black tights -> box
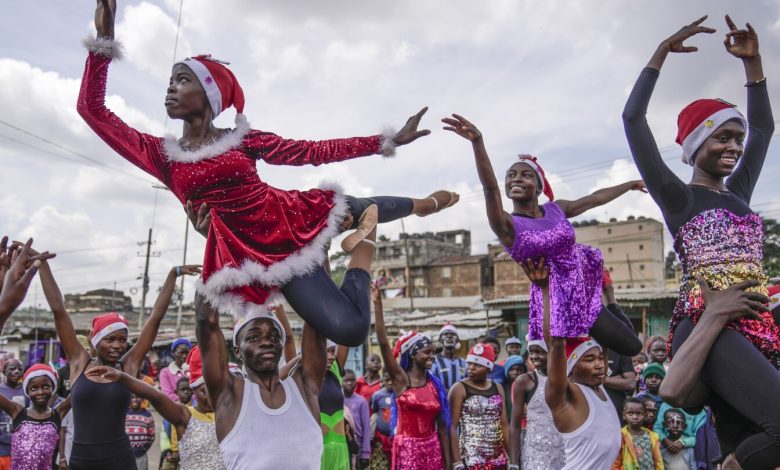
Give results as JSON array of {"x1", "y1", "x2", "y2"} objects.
[
  {"x1": 672, "y1": 318, "x2": 780, "y2": 470},
  {"x1": 589, "y1": 303, "x2": 643, "y2": 356},
  {"x1": 281, "y1": 196, "x2": 413, "y2": 347}
]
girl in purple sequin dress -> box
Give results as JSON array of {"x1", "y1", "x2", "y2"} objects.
[
  {"x1": 0, "y1": 365, "x2": 71, "y2": 470},
  {"x1": 443, "y1": 114, "x2": 643, "y2": 355}
]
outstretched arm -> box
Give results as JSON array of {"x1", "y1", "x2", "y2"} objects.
[
  {"x1": 442, "y1": 115, "x2": 514, "y2": 247},
  {"x1": 0, "y1": 392, "x2": 24, "y2": 422},
  {"x1": 124, "y1": 266, "x2": 201, "y2": 377},
  {"x1": 556, "y1": 181, "x2": 646, "y2": 218},
  {"x1": 86, "y1": 366, "x2": 190, "y2": 426},
  {"x1": 372, "y1": 285, "x2": 408, "y2": 393},
  {"x1": 194, "y1": 293, "x2": 236, "y2": 407}
]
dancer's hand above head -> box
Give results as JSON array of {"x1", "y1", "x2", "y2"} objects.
[
  {"x1": 94, "y1": 0, "x2": 117, "y2": 39},
  {"x1": 85, "y1": 366, "x2": 123, "y2": 383},
  {"x1": 521, "y1": 258, "x2": 549, "y2": 287},
  {"x1": 696, "y1": 277, "x2": 768, "y2": 323},
  {"x1": 0, "y1": 239, "x2": 55, "y2": 317},
  {"x1": 660, "y1": 16, "x2": 716, "y2": 54},
  {"x1": 185, "y1": 201, "x2": 212, "y2": 238},
  {"x1": 628, "y1": 180, "x2": 647, "y2": 193},
  {"x1": 175, "y1": 265, "x2": 203, "y2": 277},
  {"x1": 392, "y1": 107, "x2": 431, "y2": 146},
  {"x1": 442, "y1": 114, "x2": 482, "y2": 142},
  {"x1": 723, "y1": 15, "x2": 759, "y2": 59}
]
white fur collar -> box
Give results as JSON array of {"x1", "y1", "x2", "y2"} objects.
[{"x1": 163, "y1": 114, "x2": 251, "y2": 163}]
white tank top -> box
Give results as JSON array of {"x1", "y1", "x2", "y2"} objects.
[
  {"x1": 560, "y1": 384, "x2": 621, "y2": 470},
  {"x1": 219, "y1": 376, "x2": 323, "y2": 470}
]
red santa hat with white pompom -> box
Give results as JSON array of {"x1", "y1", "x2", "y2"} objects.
[
  {"x1": 175, "y1": 55, "x2": 246, "y2": 125},
  {"x1": 676, "y1": 98, "x2": 746, "y2": 165}
]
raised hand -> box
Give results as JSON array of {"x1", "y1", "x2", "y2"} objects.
[
  {"x1": 696, "y1": 277, "x2": 768, "y2": 323},
  {"x1": 723, "y1": 15, "x2": 759, "y2": 59},
  {"x1": 85, "y1": 365, "x2": 122, "y2": 383},
  {"x1": 95, "y1": 0, "x2": 117, "y2": 39},
  {"x1": 0, "y1": 237, "x2": 11, "y2": 294},
  {"x1": 521, "y1": 257, "x2": 549, "y2": 287},
  {"x1": 629, "y1": 180, "x2": 647, "y2": 193},
  {"x1": 0, "y1": 239, "x2": 52, "y2": 316},
  {"x1": 392, "y1": 107, "x2": 431, "y2": 146},
  {"x1": 176, "y1": 265, "x2": 202, "y2": 277},
  {"x1": 442, "y1": 114, "x2": 482, "y2": 142},
  {"x1": 661, "y1": 15, "x2": 716, "y2": 53},
  {"x1": 185, "y1": 201, "x2": 212, "y2": 238}
]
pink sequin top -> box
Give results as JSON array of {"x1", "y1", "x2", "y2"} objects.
[
  {"x1": 77, "y1": 51, "x2": 384, "y2": 315},
  {"x1": 504, "y1": 202, "x2": 603, "y2": 339}
]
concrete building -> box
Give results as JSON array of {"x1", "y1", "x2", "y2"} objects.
[
  {"x1": 427, "y1": 255, "x2": 491, "y2": 297},
  {"x1": 488, "y1": 244, "x2": 531, "y2": 299},
  {"x1": 64, "y1": 288, "x2": 133, "y2": 313}
]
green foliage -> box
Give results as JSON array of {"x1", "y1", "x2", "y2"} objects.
[{"x1": 763, "y1": 217, "x2": 780, "y2": 278}]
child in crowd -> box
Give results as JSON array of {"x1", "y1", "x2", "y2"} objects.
[
  {"x1": 645, "y1": 337, "x2": 669, "y2": 370},
  {"x1": 0, "y1": 359, "x2": 26, "y2": 467},
  {"x1": 355, "y1": 354, "x2": 384, "y2": 404},
  {"x1": 125, "y1": 393, "x2": 156, "y2": 470},
  {"x1": 160, "y1": 376, "x2": 193, "y2": 470},
  {"x1": 503, "y1": 355, "x2": 526, "y2": 417},
  {"x1": 612, "y1": 397, "x2": 663, "y2": 470},
  {"x1": 636, "y1": 363, "x2": 665, "y2": 407},
  {"x1": 342, "y1": 369, "x2": 371, "y2": 469},
  {"x1": 632, "y1": 352, "x2": 648, "y2": 393},
  {"x1": 660, "y1": 409, "x2": 696, "y2": 470},
  {"x1": 369, "y1": 372, "x2": 394, "y2": 470},
  {"x1": 654, "y1": 403, "x2": 706, "y2": 466},
  {"x1": 641, "y1": 398, "x2": 659, "y2": 430}
]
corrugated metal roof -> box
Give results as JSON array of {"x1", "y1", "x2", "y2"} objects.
[{"x1": 484, "y1": 288, "x2": 678, "y2": 306}]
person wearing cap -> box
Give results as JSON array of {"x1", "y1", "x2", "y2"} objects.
[
  {"x1": 194, "y1": 288, "x2": 326, "y2": 470},
  {"x1": 33, "y1": 247, "x2": 199, "y2": 469},
  {"x1": 443, "y1": 115, "x2": 643, "y2": 358},
  {"x1": 159, "y1": 338, "x2": 192, "y2": 401},
  {"x1": 623, "y1": 14, "x2": 780, "y2": 469},
  {"x1": 448, "y1": 343, "x2": 508, "y2": 470},
  {"x1": 503, "y1": 337, "x2": 523, "y2": 361},
  {"x1": 373, "y1": 285, "x2": 452, "y2": 469},
  {"x1": 431, "y1": 323, "x2": 467, "y2": 391},
  {"x1": 0, "y1": 363, "x2": 71, "y2": 470},
  {"x1": 81, "y1": 1, "x2": 460, "y2": 352},
  {"x1": 636, "y1": 363, "x2": 666, "y2": 408},
  {"x1": 88, "y1": 345, "x2": 226, "y2": 470}
]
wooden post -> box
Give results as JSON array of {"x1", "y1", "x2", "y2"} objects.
[{"x1": 641, "y1": 307, "x2": 648, "y2": 340}]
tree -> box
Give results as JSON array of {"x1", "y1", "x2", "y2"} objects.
[
  {"x1": 328, "y1": 251, "x2": 350, "y2": 285},
  {"x1": 763, "y1": 217, "x2": 780, "y2": 279}
]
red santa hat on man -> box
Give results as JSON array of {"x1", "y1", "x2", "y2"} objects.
[
  {"x1": 174, "y1": 55, "x2": 246, "y2": 124},
  {"x1": 517, "y1": 155, "x2": 554, "y2": 201},
  {"x1": 187, "y1": 345, "x2": 205, "y2": 389},
  {"x1": 22, "y1": 364, "x2": 58, "y2": 397},
  {"x1": 466, "y1": 343, "x2": 496, "y2": 370},
  {"x1": 393, "y1": 330, "x2": 431, "y2": 359},
  {"x1": 565, "y1": 336, "x2": 601, "y2": 375},
  {"x1": 676, "y1": 98, "x2": 746, "y2": 165},
  {"x1": 90, "y1": 312, "x2": 129, "y2": 348}
]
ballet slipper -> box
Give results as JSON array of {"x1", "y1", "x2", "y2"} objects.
[
  {"x1": 418, "y1": 190, "x2": 459, "y2": 216},
  {"x1": 341, "y1": 204, "x2": 378, "y2": 253}
]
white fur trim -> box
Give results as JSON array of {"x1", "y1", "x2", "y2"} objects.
[
  {"x1": 517, "y1": 157, "x2": 545, "y2": 193},
  {"x1": 466, "y1": 354, "x2": 494, "y2": 370},
  {"x1": 164, "y1": 114, "x2": 251, "y2": 163},
  {"x1": 23, "y1": 370, "x2": 57, "y2": 397},
  {"x1": 681, "y1": 107, "x2": 746, "y2": 165},
  {"x1": 526, "y1": 339, "x2": 547, "y2": 352},
  {"x1": 91, "y1": 321, "x2": 129, "y2": 347},
  {"x1": 438, "y1": 324, "x2": 458, "y2": 338},
  {"x1": 189, "y1": 377, "x2": 205, "y2": 389},
  {"x1": 566, "y1": 339, "x2": 601, "y2": 375},
  {"x1": 197, "y1": 181, "x2": 347, "y2": 319},
  {"x1": 380, "y1": 126, "x2": 397, "y2": 158},
  {"x1": 82, "y1": 36, "x2": 124, "y2": 60},
  {"x1": 232, "y1": 308, "x2": 286, "y2": 345},
  {"x1": 176, "y1": 58, "x2": 223, "y2": 118}
]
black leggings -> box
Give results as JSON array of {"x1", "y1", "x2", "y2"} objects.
[
  {"x1": 589, "y1": 303, "x2": 643, "y2": 356},
  {"x1": 672, "y1": 317, "x2": 780, "y2": 470},
  {"x1": 281, "y1": 196, "x2": 413, "y2": 347}
]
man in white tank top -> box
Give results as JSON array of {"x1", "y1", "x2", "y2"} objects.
[
  {"x1": 521, "y1": 259, "x2": 622, "y2": 470},
  {"x1": 194, "y1": 294, "x2": 326, "y2": 469}
]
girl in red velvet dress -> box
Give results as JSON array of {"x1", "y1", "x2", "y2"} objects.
[{"x1": 79, "y1": 0, "x2": 458, "y2": 347}]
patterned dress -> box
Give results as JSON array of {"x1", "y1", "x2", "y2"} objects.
[
  {"x1": 392, "y1": 380, "x2": 444, "y2": 470},
  {"x1": 10, "y1": 409, "x2": 60, "y2": 470},
  {"x1": 522, "y1": 373, "x2": 564, "y2": 470},
  {"x1": 458, "y1": 381, "x2": 507, "y2": 469},
  {"x1": 178, "y1": 406, "x2": 225, "y2": 470}
]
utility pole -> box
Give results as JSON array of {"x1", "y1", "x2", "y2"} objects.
[
  {"x1": 626, "y1": 253, "x2": 634, "y2": 289},
  {"x1": 176, "y1": 215, "x2": 190, "y2": 336},
  {"x1": 400, "y1": 218, "x2": 414, "y2": 311},
  {"x1": 137, "y1": 228, "x2": 160, "y2": 331}
]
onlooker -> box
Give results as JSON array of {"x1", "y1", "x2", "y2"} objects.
[
  {"x1": 431, "y1": 323, "x2": 467, "y2": 391},
  {"x1": 160, "y1": 376, "x2": 193, "y2": 470},
  {"x1": 636, "y1": 363, "x2": 665, "y2": 407},
  {"x1": 369, "y1": 372, "x2": 394, "y2": 470},
  {"x1": 125, "y1": 393, "x2": 156, "y2": 470},
  {"x1": 502, "y1": 355, "x2": 526, "y2": 417},
  {"x1": 654, "y1": 403, "x2": 706, "y2": 466},
  {"x1": 646, "y1": 336, "x2": 670, "y2": 370},
  {"x1": 480, "y1": 336, "x2": 505, "y2": 386},
  {"x1": 660, "y1": 408, "x2": 696, "y2": 470},
  {"x1": 612, "y1": 397, "x2": 664, "y2": 470},
  {"x1": 633, "y1": 352, "x2": 648, "y2": 394},
  {"x1": 159, "y1": 338, "x2": 191, "y2": 401},
  {"x1": 355, "y1": 354, "x2": 383, "y2": 404},
  {"x1": 604, "y1": 349, "x2": 636, "y2": 422},
  {"x1": 342, "y1": 369, "x2": 371, "y2": 469},
  {"x1": 501, "y1": 337, "x2": 523, "y2": 364},
  {"x1": 641, "y1": 397, "x2": 659, "y2": 430},
  {"x1": 0, "y1": 359, "x2": 27, "y2": 468}
]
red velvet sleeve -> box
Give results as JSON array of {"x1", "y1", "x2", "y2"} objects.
[
  {"x1": 242, "y1": 129, "x2": 385, "y2": 166},
  {"x1": 77, "y1": 50, "x2": 168, "y2": 182}
]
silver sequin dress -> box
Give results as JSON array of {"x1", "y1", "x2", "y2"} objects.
[
  {"x1": 522, "y1": 373, "x2": 565, "y2": 470},
  {"x1": 179, "y1": 406, "x2": 226, "y2": 470}
]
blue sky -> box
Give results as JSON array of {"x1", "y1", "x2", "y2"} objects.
[{"x1": 2, "y1": 0, "x2": 779, "y2": 309}]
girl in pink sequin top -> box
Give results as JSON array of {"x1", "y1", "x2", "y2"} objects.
[
  {"x1": 443, "y1": 114, "x2": 644, "y2": 355},
  {"x1": 78, "y1": 1, "x2": 459, "y2": 348}
]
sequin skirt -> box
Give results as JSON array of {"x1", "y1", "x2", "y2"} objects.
[{"x1": 392, "y1": 433, "x2": 443, "y2": 470}]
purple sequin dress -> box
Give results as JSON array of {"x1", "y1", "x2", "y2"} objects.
[
  {"x1": 11, "y1": 409, "x2": 60, "y2": 470},
  {"x1": 505, "y1": 202, "x2": 603, "y2": 340}
]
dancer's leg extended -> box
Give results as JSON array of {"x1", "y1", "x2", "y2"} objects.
[
  {"x1": 589, "y1": 304, "x2": 642, "y2": 356},
  {"x1": 344, "y1": 190, "x2": 459, "y2": 229}
]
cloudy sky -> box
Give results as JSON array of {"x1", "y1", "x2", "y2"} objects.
[{"x1": 2, "y1": 0, "x2": 779, "y2": 310}]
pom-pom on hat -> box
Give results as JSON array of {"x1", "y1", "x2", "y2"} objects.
[
  {"x1": 438, "y1": 323, "x2": 458, "y2": 338},
  {"x1": 642, "y1": 362, "x2": 666, "y2": 379},
  {"x1": 175, "y1": 55, "x2": 245, "y2": 121},
  {"x1": 466, "y1": 343, "x2": 496, "y2": 370},
  {"x1": 187, "y1": 345, "x2": 204, "y2": 389},
  {"x1": 676, "y1": 98, "x2": 746, "y2": 165},
  {"x1": 232, "y1": 308, "x2": 286, "y2": 346},
  {"x1": 22, "y1": 364, "x2": 58, "y2": 397},
  {"x1": 565, "y1": 337, "x2": 601, "y2": 375},
  {"x1": 91, "y1": 312, "x2": 129, "y2": 347},
  {"x1": 517, "y1": 155, "x2": 554, "y2": 201},
  {"x1": 393, "y1": 330, "x2": 427, "y2": 358},
  {"x1": 768, "y1": 285, "x2": 780, "y2": 312}
]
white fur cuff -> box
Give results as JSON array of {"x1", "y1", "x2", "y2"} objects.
[
  {"x1": 82, "y1": 36, "x2": 124, "y2": 60},
  {"x1": 380, "y1": 126, "x2": 397, "y2": 158}
]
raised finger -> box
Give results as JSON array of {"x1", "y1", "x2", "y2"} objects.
[
  {"x1": 746, "y1": 23, "x2": 756, "y2": 35},
  {"x1": 725, "y1": 30, "x2": 748, "y2": 38},
  {"x1": 680, "y1": 46, "x2": 699, "y2": 53},
  {"x1": 0, "y1": 236, "x2": 7, "y2": 256},
  {"x1": 197, "y1": 203, "x2": 209, "y2": 218},
  {"x1": 724, "y1": 15, "x2": 737, "y2": 31},
  {"x1": 451, "y1": 114, "x2": 471, "y2": 125},
  {"x1": 536, "y1": 257, "x2": 546, "y2": 270},
  {"x1": 690, "y1": 15, "x2": 708, "y2": 27},
  {"x1": 19, "y1": 260, "x2": 41, "y2": 286},
  {"x1": 442, "y1": 117, "x2": 461, "y2": 125},
  {"x1": 698, "y1": 26, "x2": 717, "y2": 34},
  {"x1": 414, "y1": 129, "x2": 431, "y2": 138},
  {"x1": 415, "y1": 106, "x2": 429, "y2": 120},
  {"x1": 13, "y1": 239, "x2": 33, "y2": 271}
]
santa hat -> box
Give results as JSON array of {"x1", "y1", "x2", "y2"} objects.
[
  {"x1": 22, "y1": 364, "x2": 58, "y2": 397},
  {"x1": 438, "y1": 323, "x2": 458, "y2": 338},
  {"x1": 517, "y1": 155, "x2": 554, "y2": 201},
  {"x1": 175, "y1": 55, "x2": 245, "y2": 123},
  {"x1": 525, "y1": 334, "x2": 548, "y2": 352},
  {"x1": 768, "y1": 285, "x2": 780, "y2": 311},
  {"x1": 187, "y1": 345, "x2": 204, "y2": 389},
  {"x1": 228, "y1": 362, "x2": 243, "y2": 376},
  {"x1": 232, "y1": 308, "x2": 286, "y2": 346},
  {"x1": 393, "y1": 330, "x2": 428, "y2": 358},
  {"x1": 676, "y1": 99, "x2": 746, "y2": 165},
  {"x1": 565, "y1": 337, "x2": 601, "y2": 375},
  {"x1": 466, "y1": 343, "x2": 496, "y2": 370},
  {"x1": 505, "y1": 337, "x2": 522, "y2": 347},
  {"x1": 90, "y1": 312, "x2": 129, "y2": 347}
]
